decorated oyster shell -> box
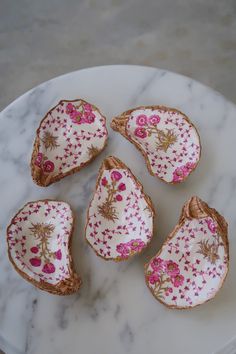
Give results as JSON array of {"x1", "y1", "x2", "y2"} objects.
[
  {"x1": 7, "y1": 200, "x2": 81, "y2": 295},
  {"x1": 144, "y1": 196, "x2": 229, "y2": 309},
  {"x1": 31, "y1": 99, "x2": 108, "y2": 186},
  {"x1": 85, "y1": 156, "x2": 155, "y2": 261},
  {"x1": 111, "y1": 106, "x2": 201, "y2": 184}
]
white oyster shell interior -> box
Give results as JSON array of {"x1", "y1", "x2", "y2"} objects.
[
  {"x1": 32, "y1": 99, "x2": 108, "y2": 185},
  {"x1": 7, "y1": 200, "x2": 75, "y2": 286},
  {"x1": 86, "y1": 163, "x2": 154, "y2": 261},
  {"x1": 145, "y1": 216, "x2": 228, "y2": 308},
  {"x1": 124, "y1": 107, "x2": 201, "y2": 183}
]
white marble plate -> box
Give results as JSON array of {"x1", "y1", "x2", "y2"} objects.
[{"x1": 0, "y1": 65, "x2": 236, "y2": 354}]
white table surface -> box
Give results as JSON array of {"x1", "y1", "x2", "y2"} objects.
[{"x1": 0, "y1": 65, "x2": 236, "y2": 354}]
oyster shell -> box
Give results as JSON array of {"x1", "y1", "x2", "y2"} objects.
[
  {"x1": 111, "y1": 106, "x2": 201, "y2": 184},
  {"x1": 7, "y1": 200, "x2": 81, "y2": 295},
  {"x1": 85, "y1": 156, "x2": 155, "y2": 261},
  {"x1": 144, "y1": 196, "x2": 229, "y2": 309},
  {"x1": 31, "y1": 99, "x2": 108, "y2": 186}
]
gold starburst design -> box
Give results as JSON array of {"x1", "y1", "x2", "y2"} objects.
[
  {"x1": 29, "y1": 222, "x2": 55, "y2": 239},
  {"x1": 98, "y1": 202, "x2": 118, "y2": 222},
  {"x1": 197, "y1": 240, "x2": 220, "y2": 264},
  {"x1": 88, "y1": 145, "x2": 100, "y2": 158},
  {"x1": 156, "y1": 129, "x2": 177, "y2": 152},
  {"x1": 41, "y1": 131, "x2": 59, "y2": 150}
]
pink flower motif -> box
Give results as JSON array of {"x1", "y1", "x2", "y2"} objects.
[
  {"x1": 206, "y1": 219, "x2": 217, "y2": 234},
  {"x1": 71, "y1": 110, "x2": 81, "y2": 118},
  {"x1": 165, "y1": 260, "x2": 180, "y2": 277},
  {"x1": 149, "y1": 115, "x2": 160, "y2": 125},
  {"x1": 172, "y1": 166, "x2": 188, "y2": 182},
  {"x1": 118, "y1": 183, "x2": 126, "y2": 191},
  {"x1": 35, "y1": 153, "x2": 43, "y2": 167},
  {"x1": 111, "y1": 171, "x2": 122, "y2": 181},
  {"x1": 101, "y1": 177, "x2": 108, "y2": 186},
  {"x1": 116, "y1": 243, "x2": 130, "y2": 257},
  {"x1": 136, "y1": 114, "x2": 147, "y2": 126},
  {"x1": 128, "y1": 239, "x2": 145, "y2": 252},
  {"x1": 66, "y1": 103, "x2": 75, "y2": 114},
  {"x1": 147, "y1": 272, "x2": 160, "y2": 285},
  {"x1": 42, "y1": 263, "x2": 56, "y2": 274},
  {"x1": 30, "y1": 246, "x2": 39, "y2": 254},
  {"x1": 43, "y1": 160, "x2": 55, "y2": 173},
  {"x1": 116, "y1": 194, "x2": 123, "y2": 202},
  {"x1": 150, "y1": 257, "x2": 165, "y2": 272},
  {"x1": 185, "y1": 162, "x2": 195, "y2": 170},
  {"x1": 54, "y1": 249, "x2": 62, "y2": 260},
  {"x1": 85, "y1": 113, "x2": 95, "y2": 124},
  {"x1": 70, "y1": 110, "x2": 83, "y2": 124},
  {"x1": 171, "y1": 274, "x2": 184, "y2": 287},
  {"x1": 79, "y1": 117, "x2": 87, "y2": 124},
  {"x1": 134, "y1": 127, "x2": 147, "y2": 139},
  {"x1": 172, "y1": 162, "x2": 195, "y2": 183},
  {"x1": 29, "y1": 258, "x2": 41, "y2": 267},
  {"x1": 84, "y1": 103, "x2": 92, "y2": 112},
  {"x1": 66, "y1": 102, "x2": 95, "y2": 125}
]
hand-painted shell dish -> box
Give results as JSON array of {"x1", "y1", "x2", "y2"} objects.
[
  {"x1": 85, "y1": 156, "x2": 155, "y2": 261},
  {"x1": 7, "y1": 200, "x2": 82, "y2": 295},
  {"x1": 31, "y1": 99, "x2": 108, "y2": 187},
  {"x1": 111, "y1": 106, "x2": 201, "y2": 184},
  {"x1": 144, "y1": 196, "x2": 229, "y2": 309}
]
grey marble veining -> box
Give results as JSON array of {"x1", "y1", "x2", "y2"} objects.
[
  {"x1": 0, "y1": 0, "x2": 236, "y2": 112},
  {"x1": 0, "y1": 65, "x2": 236, "y2": 354}
]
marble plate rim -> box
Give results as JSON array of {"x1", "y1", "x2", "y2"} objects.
[{"x1": 1, "y1": 64, "x2": 235, "y2": 116}]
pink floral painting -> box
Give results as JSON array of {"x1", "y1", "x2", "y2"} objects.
[
  {"x1": 145, "y1": 217, "x2": 228, "y2": 307},
  {"x1": 32, "y1": 99, "x2": 108, "y2": 185},
  {"x1": 85, "y1": 161, "x2": 154, "y2": 261},
  {"x1": 7, "y1": 200, "x2": 74, "y2": 285},
  {"x1": 125, "y1": 108, "x2": 200, "y2": 183}
]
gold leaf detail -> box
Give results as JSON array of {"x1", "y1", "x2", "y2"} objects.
[
  {"x1": 29, "y1": 222, "x2": 56, "y2": 262},
  {"x1": 98, "y1": 201, "x2": 118, "y2": 222},
  {"x1": 41, "y1": 131, "x2": 59, "y2": 150},
  {"x1": 29, "y1": 223, "x2": 55, "y2": 239},
  {"x1": 197, "y1": 239, "x2": 220, "y2": 264},
  {"x1": 156, "y1": 129, "x2": 177, "y2": 152}
]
